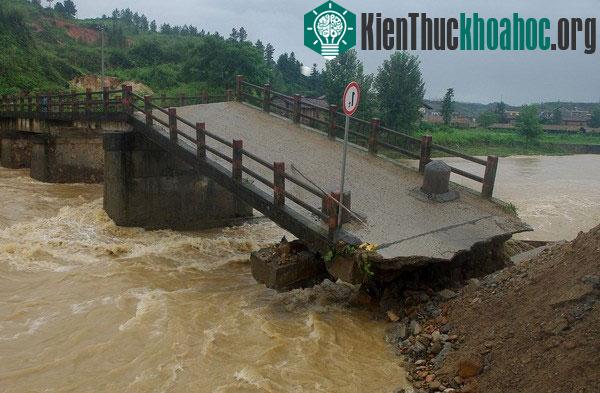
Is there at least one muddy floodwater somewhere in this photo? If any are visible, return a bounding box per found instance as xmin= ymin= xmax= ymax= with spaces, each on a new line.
xmin=0 ymin=154 xmax=596 ymax=392
xmin=0 ymin=168 xmax=409 ymax=393
xmin=408 ymin=154 xmax=600 ymax=242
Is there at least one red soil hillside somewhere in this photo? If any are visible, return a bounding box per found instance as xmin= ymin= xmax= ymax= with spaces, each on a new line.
xmin=54 ymin=19 xmax=99 ymax=44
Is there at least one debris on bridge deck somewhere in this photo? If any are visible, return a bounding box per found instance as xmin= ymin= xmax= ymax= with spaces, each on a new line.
xmin=147 ymin=101 xmax=531 ymax=282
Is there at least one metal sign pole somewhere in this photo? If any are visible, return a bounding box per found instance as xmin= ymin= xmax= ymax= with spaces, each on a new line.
xmin=337 ymin=114 xmax=350 ymax=234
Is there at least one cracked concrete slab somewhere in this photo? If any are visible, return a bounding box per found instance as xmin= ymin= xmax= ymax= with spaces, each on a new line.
xmin=146 ymin=102 xmax=531 ymax=264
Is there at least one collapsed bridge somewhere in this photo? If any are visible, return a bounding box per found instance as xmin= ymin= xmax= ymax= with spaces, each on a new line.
xmin=0 ymin=77 xmax=530 ymax=287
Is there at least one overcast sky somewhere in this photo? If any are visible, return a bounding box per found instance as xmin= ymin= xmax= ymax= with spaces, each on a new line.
xmin=76 ymin=0 xmax=600 ymax=105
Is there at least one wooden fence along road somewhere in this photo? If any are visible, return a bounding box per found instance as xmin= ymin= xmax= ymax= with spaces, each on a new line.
xmin=0 ymin=77 xmax=528 ymax=262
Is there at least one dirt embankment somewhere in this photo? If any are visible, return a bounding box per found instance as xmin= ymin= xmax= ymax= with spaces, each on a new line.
xmin=384 ymin=225 xmax=599 ymax=393
xmin=54 ymin=19 xmax=100 ymax=44
xmin=70 ymin=75 xmax=153 ymax=95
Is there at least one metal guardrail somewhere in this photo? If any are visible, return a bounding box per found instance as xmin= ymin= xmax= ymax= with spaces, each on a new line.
xmin=236 ymin=76 xmax=498 ymax=198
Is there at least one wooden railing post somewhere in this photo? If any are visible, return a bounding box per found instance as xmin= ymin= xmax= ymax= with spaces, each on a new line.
xmin=324 ymin=192 xmax=339 ymax=241
xmin=232 ymin=140 xmax=243 ymax=181
xmin=19 ymin=95 xmax=25 ymax=113
xmin=273 ymin=162 xmax=285 ymax=207
xmin=103 ymin=87 xmax=109 ymax=112
xmin=196 ymin=122 xmax=206 ymax=159
xmin=168 ymin=108 xmax=177 ymax=142
xmin=328 ymin=104 xmax=338 ymax=139
xmin=180 ymin=93 xmax=186 ymax=107
xmin=144 ymin=95 xmax=153 ymax=126
xmin=263 ymin=84 xmax=271 ymax=112
xmin=482 ymin=155 xmax=499 ymax=198
xmin=58 ymin=93 xmax=64 ymax=114
xmin=419 ymin=135 xmax=433 ymax=173
xmin=226 ymin=89 xmax=232 ymax=102
xmin=203 ymin=90 xmax=209 ymax=104
xmin=293 ymin=94 xmax=301 ymax=123
xmin=236 ymin=75 xmax=244 ymax=101
xmin=368 ymin=118 xmax=380 ymax=154
xmin=73 ymin=92 xmax=80 ymax=114
xmin=122 ymin=85 xmax=133 ymax=114
xmin=85 ymin=88 xmax=92 ymax=114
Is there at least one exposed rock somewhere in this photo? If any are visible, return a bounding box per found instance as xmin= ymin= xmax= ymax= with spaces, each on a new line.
xmin=410 ymin=320 xmax=422 ymax=335
xmin=385 ymin=322 xmax=408 ymax=343
xmin=430 ymin=341 xmax=443 ymax=355
xmin=411 ymin=342 xmax=427 ymax=355
xmin=438 ymin=289 xmax=458 ymax=300
xmin=432 ymin=342 xmax=453 ymax=369
xmin=387 ymin=310 xmax=401 ymax=322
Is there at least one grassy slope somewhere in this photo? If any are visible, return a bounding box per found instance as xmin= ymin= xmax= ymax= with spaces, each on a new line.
xmin=0 ymin=1 xmax=81 ymax=92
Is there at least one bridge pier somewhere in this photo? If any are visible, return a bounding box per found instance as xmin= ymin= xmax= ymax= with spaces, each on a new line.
xmin=30 ymin=132 xmax=104 ymax=183
xmin=103 ymin=131 xmax=252 ymax=230
xmin=0 ymin=131 xmax=32 ymax=169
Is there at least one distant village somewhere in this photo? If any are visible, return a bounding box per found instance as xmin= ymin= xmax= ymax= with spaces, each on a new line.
xmin=422 ymin=102 xmax=598 ymax=132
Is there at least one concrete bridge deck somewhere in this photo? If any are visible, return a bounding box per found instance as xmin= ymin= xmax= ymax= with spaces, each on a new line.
xmin=148 ymin=101 xmax=530 ymax=263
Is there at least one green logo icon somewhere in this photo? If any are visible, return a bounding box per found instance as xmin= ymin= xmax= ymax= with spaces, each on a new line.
xmin=304 ymin=1 xmax=356 ymax=59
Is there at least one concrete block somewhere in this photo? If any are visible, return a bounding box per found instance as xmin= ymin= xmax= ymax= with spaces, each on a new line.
xmin=250 ymin=242 xmax=328 ymax=291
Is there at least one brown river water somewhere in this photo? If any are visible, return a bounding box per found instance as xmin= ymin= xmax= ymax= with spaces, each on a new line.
xmin=0 ymin=168 xmax=409 ymax=393
xmin=0 ymin=154 xmax=598 ymax=392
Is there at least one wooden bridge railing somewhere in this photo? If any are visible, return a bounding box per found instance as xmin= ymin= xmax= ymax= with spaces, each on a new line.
xmin=154 ymin=89 xmax=234 ymax=107
xmin=236 ymin=75 xmax=498 ymax=198
xmin=127 ymin=90 xmax=342 ymax=240
xmin=0 ymin=88 xmax=124 ymax=115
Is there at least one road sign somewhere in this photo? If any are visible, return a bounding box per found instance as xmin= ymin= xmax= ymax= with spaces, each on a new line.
xmin=342 ymin=81 xmax=360 ymax=116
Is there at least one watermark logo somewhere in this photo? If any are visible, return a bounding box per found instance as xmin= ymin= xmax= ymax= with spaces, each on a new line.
xmin=304 ymin=1 xmax=356 ymax=59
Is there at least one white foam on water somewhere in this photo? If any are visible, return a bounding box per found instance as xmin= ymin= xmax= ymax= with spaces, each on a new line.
xmin=118 ymin=288 xmax=168 ymax=337
xmin=0 ymin=314 xmax=54 ymax=341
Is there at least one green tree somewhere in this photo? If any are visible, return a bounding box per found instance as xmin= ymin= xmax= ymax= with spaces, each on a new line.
xmin=441 ymin=88 xmax=454 ymax=125
xmin=322 ymin=49 xmax=375 ymax=118
xmin=149 ymin=20 xmax=156 ymax=32
xmin=53 ymin=2 xmax=66 ymax=16
xmin=589 ymin=106 xmax=600 ymax=128
xmin=477 ymin=111 xmax=499 ymax=128
xmin=228 ymin=28 xmax=238 ymax=42
xmin=552 ymin=107 xmax=562 ymax=125
xmin=495 ymin=101 xmax=507 ymax=123
xmin=63 ymin=0 xmax=76 ymax=17
xmin=374 ymin=51 xmax=425 ymax=132
xmin=516 ymin=105 xmax=542 ymax=148
xmin=264 ymin=43 xmax=275 ymax=68
xmin=254 ymin=40 xmax=264 ymax=54
xmin=238 ymin=27 xmax=247 ymax=42
xmin=181 ymin=35 xmax=268 ymax=87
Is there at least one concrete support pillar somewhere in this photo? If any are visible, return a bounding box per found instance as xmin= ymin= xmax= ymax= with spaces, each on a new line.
xmin=0 ymin=131 xmax=31 ymax=169
xmin=30 ymin=133 xmax=103 ymax=183
xmin=103 ymin=131 xmax=252 ymax=230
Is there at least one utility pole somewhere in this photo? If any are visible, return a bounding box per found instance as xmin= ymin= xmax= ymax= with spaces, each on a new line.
xmin=101 ymin=27 xmax=105 ymax=88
